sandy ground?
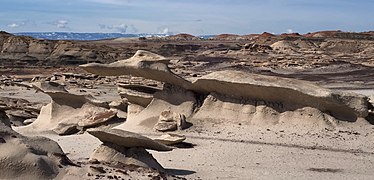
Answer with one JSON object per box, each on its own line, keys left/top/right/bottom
{"left": 43, "top": 122, "right": 374, "bottom": 180}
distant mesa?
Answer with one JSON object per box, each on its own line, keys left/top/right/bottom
{"left": 304, "top": 30, "right": 342, "bottom": 38}
{"left": 166, "top": 33, "right": 199, "bottom": 41}
{"left": 210, "top": 34, "right": 240, "bottom": 40}
{"left": 257, "top": 32, "right": 276, "bottom": 38}
{"left": 280, "top": 32, "right": 302, "bottom": 37}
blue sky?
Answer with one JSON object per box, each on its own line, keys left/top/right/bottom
{"left": 1, "top": 0, "right": 373, "bottom": 35}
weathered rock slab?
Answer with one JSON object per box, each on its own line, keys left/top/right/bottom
{"left": 87, "top": 129, "right": 172, "bottom": 151}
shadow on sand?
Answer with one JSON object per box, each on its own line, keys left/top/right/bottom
{"left": 166, "top": 168, "right": 196, "bottom": 176}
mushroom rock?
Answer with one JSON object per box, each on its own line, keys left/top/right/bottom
{"left": 80, "top": 50, "right": 193, "bottom": 90}
{"left": 89, "top": 143, "right": 164, "bottom": 171}
{"left": 88, "top": 129, "right": 173, "bottom": 171}
{"left": 16, "top": 81, "right": 118, "bottom": 135}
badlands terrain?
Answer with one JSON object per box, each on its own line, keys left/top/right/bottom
{"left": 1, "top": 30, "right": 374, "bottom": 179}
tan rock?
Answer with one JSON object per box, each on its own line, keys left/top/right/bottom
{"left": 80, "top": 50, "right": 192, "bottom": 89}
{"left": 89, "top": 143, "right": 164, "bottom": 171}
{"left": 109, "top": 99, "right": 128, "bottom": 112}
{"left": 53, "top": 123, "right": 79, "bottom": 135}
{"left": 114, "top": 85, "right": 195, "bottom": 133}
{"left": 192, "top": 70, "right": 368, "bottom": 122}
{"left": 77, "top": 109, "right": 117, "bottom": 127}
{"left": 117, "top": 84, "right": 157, "bottom": 107}
{"left": 0, "top": 116, "right": 74, "bottom": 179}
{"left": 153, "top": 133, "right": 186, "bottom": 145}
{"left": 154, "top": 109, "right": 187, "bottom": 132}
{"left": 16, "top": 81, "right": 117, "bottom": 135}
{"left": 87, "top": 129, "right": 172, "bottom": 151}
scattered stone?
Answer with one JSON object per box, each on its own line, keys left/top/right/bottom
{"left": 23, "top": 118, "right": 36, "bottom": 125}
{"left": 153, "top": 133, "right": 186, "bottom": 145}
{"left": 109, "top": 99, "right": 128, "bottom": 112}
{"left": 154, "top": 110, "right": 188, "bottom": 132}
{"left": 53, "top": 123, "right": 80, "bottom": 135}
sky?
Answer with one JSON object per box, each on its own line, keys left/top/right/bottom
{"left": 0, "top": 0, "right": 373, "bottom": 35}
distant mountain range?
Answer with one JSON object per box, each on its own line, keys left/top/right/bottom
{"left": 13, "top": 32, "right": 214, "bottom": 41}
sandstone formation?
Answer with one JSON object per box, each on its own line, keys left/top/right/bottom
{"left": 117, "top": 83, "right": 160, "bottom": 107}
{"left": 81, "top": 50, "right": 371, "bottom": 133}
{"left": 114, "top": 84, "right": 196, "bottom": 132}
{"left": 89, "top": 143, "right": 165, "bottom": 171}
{"left": 87, "top": 129, "right": 172, "bottom": 151}
{"left": 192, "top": 70, "right": 368, "bottom": 122}
{"left": 80, "top": 50, "right": 193, "bottom": 89}
{"left": 0, "top": 109, "right": 74, "bottom": 180}
{"left": 17, "top": 82, "right": 119, "bottom": 135}
{"left": 88, "top": 129, "right": 173, "bottom": 171}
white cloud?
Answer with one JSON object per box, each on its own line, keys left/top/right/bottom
{"left": 160, "top": 27, "right": 169, "bottom": 34}
{"left": 114, "top": 24, "right": 128, "bottom": 33}
{"left": 287, "top": 29, "right": 294, "bottom": 33}
{"left": 7, "top": 23, "right": 20, "bottom": 28}
{"left": 156, "top": 26, "right": 172, "bottom": 34}
{"left": 99, "top": 23, "right": 138, "bottom": 33}
{"left": 56, "top": 20, "right": 69, "bottom": 28}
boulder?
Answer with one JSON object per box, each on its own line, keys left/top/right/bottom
{"left": 154, "top": 109, "right": 188, "bottom": 132}
{"left": 109, "top": 99, "right": 128, "bottom": 112}
{"left": 53, "top": 123, "right": 80, "bottom": 135}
